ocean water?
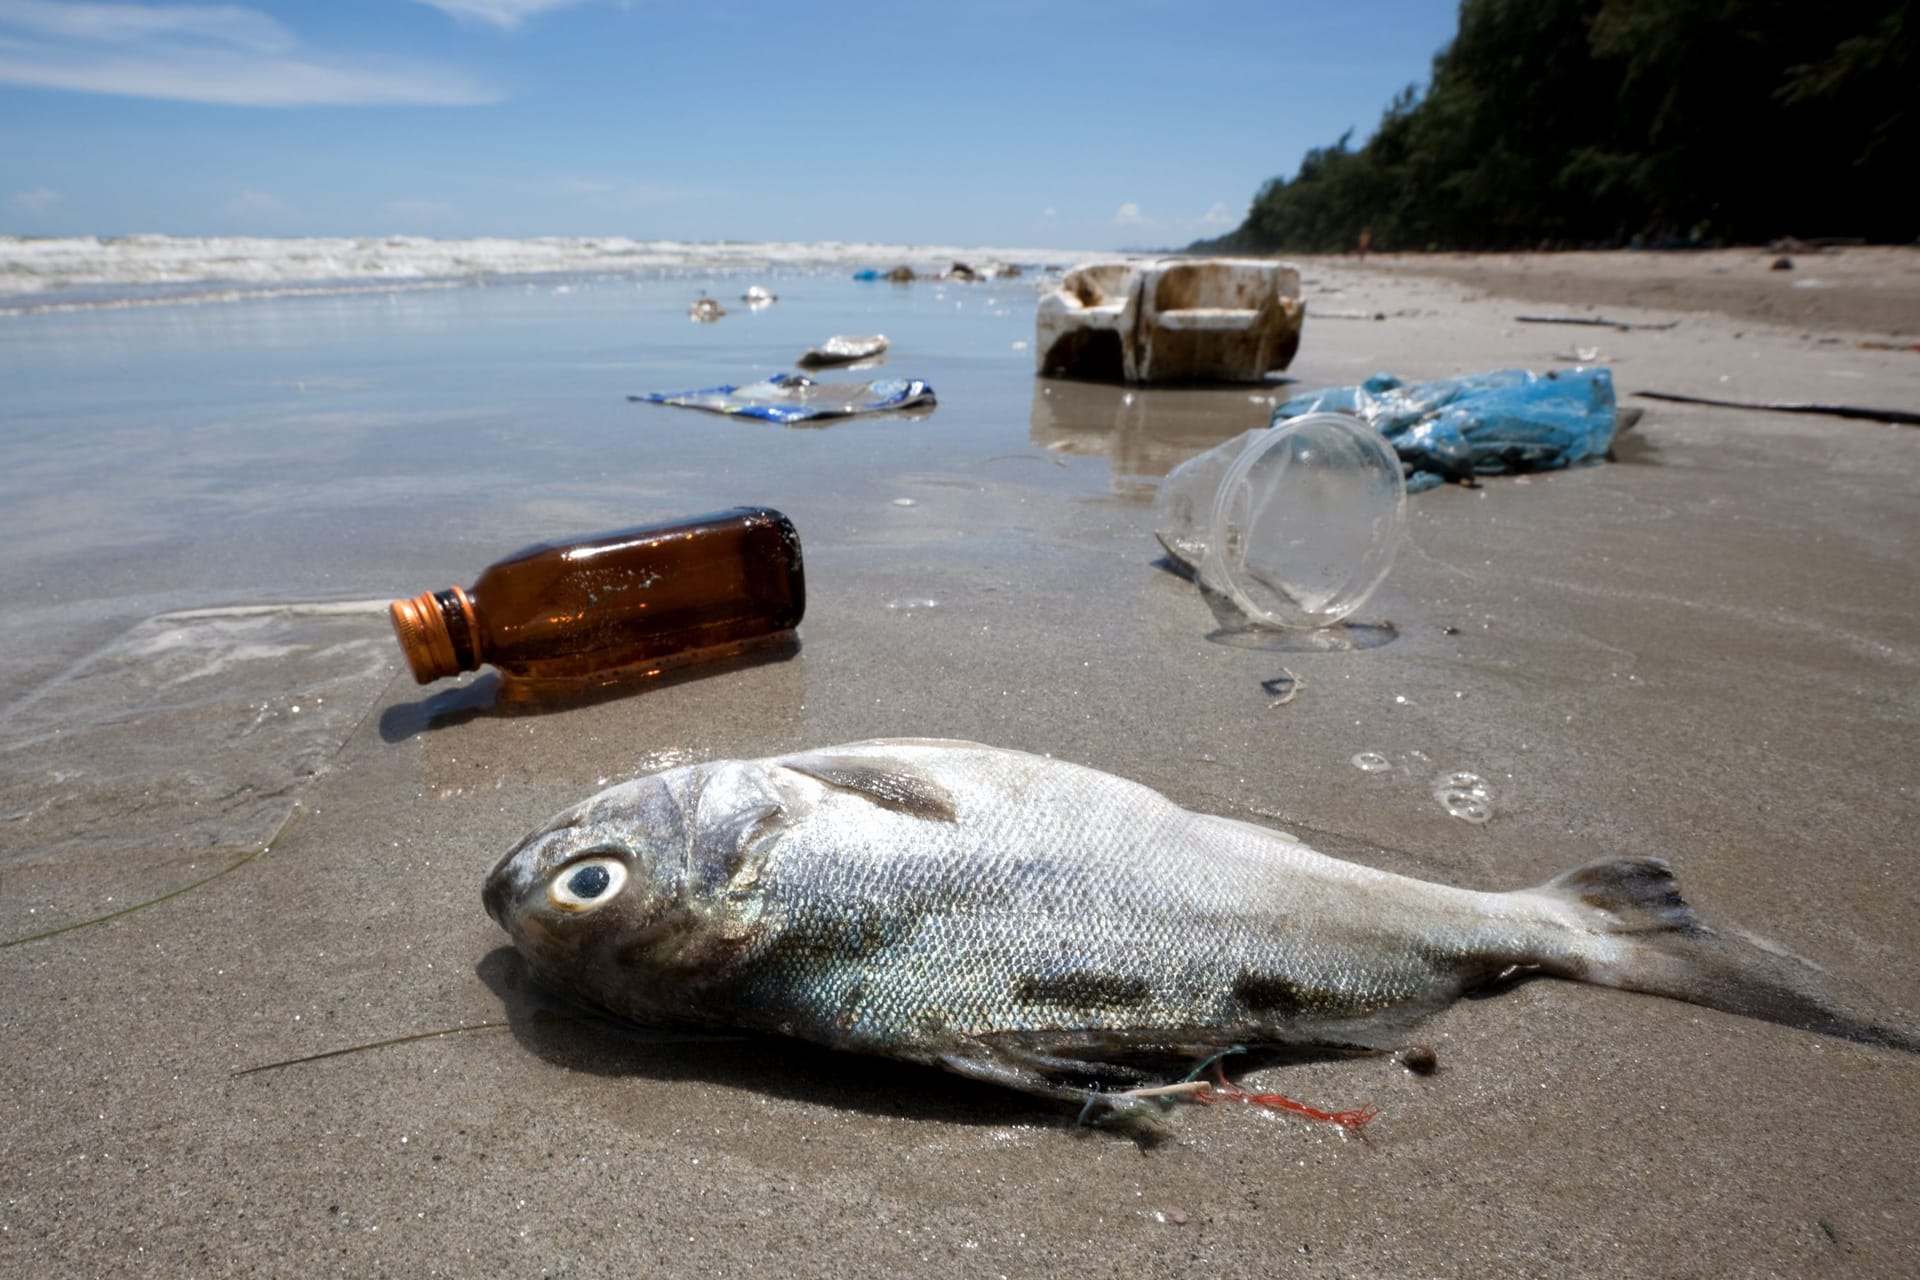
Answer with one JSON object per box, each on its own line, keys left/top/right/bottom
{"left": 0, "top": 244, "right": 1273, "bottom": 930}
{"left": 0, "top": 255, "right": 1056, "bottom": 626}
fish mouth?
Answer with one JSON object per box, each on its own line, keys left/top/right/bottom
{"left": 482, "top": 870, "right": 512, "bottom": 928}
{"left": 482, "top": 836, "right": 538, "bottom": 928}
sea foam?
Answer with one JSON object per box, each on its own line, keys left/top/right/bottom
{"left": 0, "top": 234, "right": 1085, "bottom": 312}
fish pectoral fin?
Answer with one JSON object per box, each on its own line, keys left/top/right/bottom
{"left": 936, "top": 1032, "right": 1185, "bottom": 1096}
{"left": 936, "top": 1039, "right": 1201, "bottom": 1138}
{"left": 778, "top": 753, "right": 958, "bottom": 823}
{"left": 934, "top": 1044, "right": 1096, "bottom": 1103}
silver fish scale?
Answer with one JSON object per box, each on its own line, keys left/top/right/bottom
{"left": 705, "top": 744, "right": 1520, "bottom": 1054}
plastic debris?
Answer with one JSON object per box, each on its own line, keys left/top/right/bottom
{"left": 630, "top": 373, "right": 935, "bottom": 425}
{"left": 1634, "top": 390, "right": 1919, "bottom": 426}
{"left": 1036, "top": 258, "right": 1303, "bottom": 383}
{"left": 797, "top": 334, "right": 890, "bottom": 369}
{"left": 1273, "top": 367, "right": 1617, "bottom": 493}
{"left": 853, "top": 262, "right": 1020, "bottom": 282}
{"left": 1155, "top": 413, "right": 1404, "bottom": 629}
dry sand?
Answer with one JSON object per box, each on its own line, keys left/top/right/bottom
{"left": 1357, "top": 245, "right": 1920, "bottom": 336}
{"left": 3, "top": 250, "right": 1919, "bottom": 1278}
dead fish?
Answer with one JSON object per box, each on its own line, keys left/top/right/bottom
{"left": 483, "top": 739, "right": 1915, "bottom": 1116}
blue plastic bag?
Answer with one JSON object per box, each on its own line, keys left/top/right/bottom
{"left": 1272, "top": 367, "right": 1616, "bottom": 493}
{"left": 631, "top": 372, "right": 935, "bottom": 425}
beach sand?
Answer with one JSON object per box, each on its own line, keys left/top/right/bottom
{"left": 2, "top": 249, "right": 1917, "bottom": 1277}
{"left": 1359, "top": 244, "right": 1920, "bottom": 335}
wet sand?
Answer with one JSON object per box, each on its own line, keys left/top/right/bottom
{"left": 3, "top": 254, "right": 1918, "bottom": 1276}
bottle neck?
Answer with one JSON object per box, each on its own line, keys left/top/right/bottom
{"left": 388, "top": 585, "right": 483, "bottom": 683}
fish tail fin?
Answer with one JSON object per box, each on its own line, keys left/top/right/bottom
{"left": 1529, "top": 857, "right": 1920, "bottom": 1054}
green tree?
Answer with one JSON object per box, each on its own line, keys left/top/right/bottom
{"left": 1197, "top": 0, "right": 1913, "bottom": 253}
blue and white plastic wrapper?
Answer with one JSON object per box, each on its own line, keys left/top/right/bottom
{"left": 1155, "top": 412, "right": 1407, "bottom": 630}
{"left": 633, "top": 372, "right": 934, "bottom": 425}
{"left": 1273, "top": 366, "right": 1616, "bottom": 493}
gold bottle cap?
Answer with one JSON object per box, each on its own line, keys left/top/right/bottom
{"left": 389, "top": 588, "right": 463, "bottom": 684}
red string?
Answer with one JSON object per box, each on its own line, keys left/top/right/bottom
{"left": 1189, "top": 1071, "right": 1379, "bottom": 1132}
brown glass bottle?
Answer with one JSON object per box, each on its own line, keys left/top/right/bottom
{"left": 388, "top": 507, "right": 804, "bottom": 687}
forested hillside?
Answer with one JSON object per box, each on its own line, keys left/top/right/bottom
{"left": 1197, "top": 0, "right": 1913, "bottom": 253}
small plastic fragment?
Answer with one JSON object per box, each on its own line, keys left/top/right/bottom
{"left": 797, "top": 334, "right": 890, "bottom": 369}
{"left": 630, "top": 373, "right": 935, "bottom": 424}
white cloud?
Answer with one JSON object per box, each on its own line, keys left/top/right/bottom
{"left": 1197, "top": 200, "right": 1235, "bottom": 228}
{"left": 11, "top": 185, "right": 61, "bottom": 213}
{"left": 0, "top": 50, "right": 498, "bottom": 104}
{"left": 414, "top": 0, "right": 604, "bottom": 29}
{"left": 1113, "top": 202, "right": 1150, "bottom": 228}
{"left": 0, "top": 2, "right": 499, "bottom": 105}
{"left": 0, "top": 1, "right": 292, "bottom": 52}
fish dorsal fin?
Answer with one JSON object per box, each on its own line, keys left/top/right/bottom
{"left": 779, "top": 753, "right": 958, "bottom": 822}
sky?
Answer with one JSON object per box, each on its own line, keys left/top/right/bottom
{"left": 0, "top": 0, "right": 1462, "bottom": 250}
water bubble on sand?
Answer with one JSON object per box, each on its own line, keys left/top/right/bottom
{"left": 1433, "top": 770, "right": 1492, "bottom": 822}
{"left": 1351, "top": 751, "right": 1390, "bottom": 773}
{"left": 1437, "top": 791, "right": 1492, "bottom": 823}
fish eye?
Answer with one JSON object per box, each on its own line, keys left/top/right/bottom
{"left": 548, "top": 856, "right": 627, "bottom": 912}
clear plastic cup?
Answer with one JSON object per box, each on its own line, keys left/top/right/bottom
{"left": 1154, "top": 412, "right": 1406, "bottom": 629}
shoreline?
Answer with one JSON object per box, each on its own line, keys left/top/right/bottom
{"left": 0, "top": 234, "right": 1097, "bottom": 310}
{"left": 10, "top": 238, "right": 1916, "bottom": 335}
